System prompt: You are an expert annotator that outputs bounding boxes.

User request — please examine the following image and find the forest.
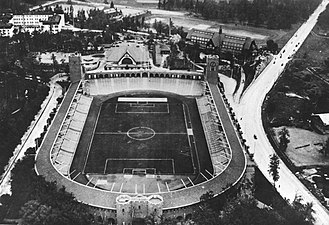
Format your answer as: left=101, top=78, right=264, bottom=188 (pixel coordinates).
left=159, top=0, right=321, bottom=29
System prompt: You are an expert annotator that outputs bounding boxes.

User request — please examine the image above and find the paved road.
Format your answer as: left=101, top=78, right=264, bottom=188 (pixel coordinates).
left=238, top=1, right=329, bottom=224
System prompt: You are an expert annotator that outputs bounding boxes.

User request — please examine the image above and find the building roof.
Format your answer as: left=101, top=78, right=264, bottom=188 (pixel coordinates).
left=105, top=42, right=149, bottom=63
left=15, top=11, right=54, bottom=16
left=186, top=28, right=218, bottom=40
left=41, top=14, right=62, bottom=25
left=0, top=22, right=13, bottom=29
left=314, top=113, right=329, bottom=126
left=219, top=33, right=255, bottom=54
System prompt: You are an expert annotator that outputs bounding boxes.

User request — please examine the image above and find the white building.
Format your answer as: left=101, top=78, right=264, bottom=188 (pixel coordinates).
left=6, top=13, right=65, bottom=35
left=0, top=23, right=15, bottom=37
left=40, top=14, right=65, bottom=33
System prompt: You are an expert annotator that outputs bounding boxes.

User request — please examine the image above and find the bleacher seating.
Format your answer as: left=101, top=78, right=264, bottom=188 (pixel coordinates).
left=196, top=95, right=232, bottom=175
left=50, top=90, right=93, bottom=176
left=86, top=78, right=205, bottom=96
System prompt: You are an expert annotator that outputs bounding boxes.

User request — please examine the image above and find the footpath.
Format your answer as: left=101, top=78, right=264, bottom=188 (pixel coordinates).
left=0, top=74, right=65, bottom=195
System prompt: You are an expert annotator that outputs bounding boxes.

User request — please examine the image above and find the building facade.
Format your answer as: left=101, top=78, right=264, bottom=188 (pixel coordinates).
left=0, top=12, right=65, bottom=37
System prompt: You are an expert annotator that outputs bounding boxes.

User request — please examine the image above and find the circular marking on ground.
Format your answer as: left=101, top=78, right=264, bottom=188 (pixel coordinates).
left=127, top=127, right=155, bottom=141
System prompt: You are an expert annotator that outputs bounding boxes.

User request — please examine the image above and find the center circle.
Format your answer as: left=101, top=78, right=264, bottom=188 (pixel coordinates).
left=127, top=127, right=155, bottom=141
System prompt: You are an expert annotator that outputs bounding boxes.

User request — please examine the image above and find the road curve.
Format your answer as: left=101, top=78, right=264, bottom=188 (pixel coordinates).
left=238, top=1, right=329, bottom=224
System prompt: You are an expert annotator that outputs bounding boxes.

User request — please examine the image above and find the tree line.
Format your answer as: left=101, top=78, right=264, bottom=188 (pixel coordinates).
left=0, top=0, right=44, bottom=12
left=0, top=154, right=316, bottom=225
left=159, top=0, right=321, bottom=29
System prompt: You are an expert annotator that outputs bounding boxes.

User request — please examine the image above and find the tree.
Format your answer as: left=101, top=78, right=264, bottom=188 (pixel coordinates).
left=278, top=127, right=290, bottom=152
left=110, top=1, right=114, bottom=8
left=268, top=154, right=280, bottom=187
left=273, top=195, right=314, bottom=225
left=321, top=137, right=329, bottom=157
left=20, top=200, right=52, bottom=225
left=324, top=57, right=329, bottom=71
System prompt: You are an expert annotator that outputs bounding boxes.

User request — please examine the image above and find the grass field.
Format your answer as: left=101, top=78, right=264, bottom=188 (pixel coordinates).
left=84, top=94, right=198, bottom=175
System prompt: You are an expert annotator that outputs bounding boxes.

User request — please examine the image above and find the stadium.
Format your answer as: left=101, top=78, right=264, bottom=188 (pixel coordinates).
left=35, top=42, right=247, bottom=224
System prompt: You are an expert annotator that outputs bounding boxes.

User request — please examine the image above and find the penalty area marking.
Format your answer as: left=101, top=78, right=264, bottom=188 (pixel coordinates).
left=114, top=103, right=169, bottom=114
left=104, top=158, right=175, bottom=174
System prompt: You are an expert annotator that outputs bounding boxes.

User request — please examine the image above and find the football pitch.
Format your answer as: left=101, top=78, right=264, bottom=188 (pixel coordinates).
left=84, top=95, right=198, bottom=175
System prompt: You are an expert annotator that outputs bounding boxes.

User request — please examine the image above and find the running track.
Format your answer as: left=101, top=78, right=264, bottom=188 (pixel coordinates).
left=35, top=80, right=246, bottom=209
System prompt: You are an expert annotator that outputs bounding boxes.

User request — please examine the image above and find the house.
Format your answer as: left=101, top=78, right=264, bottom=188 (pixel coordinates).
left=219, top=33, right=257, bottom=59
left=103, top=41, right=151, bottom=70
left=186, top=29, right=220, bottom=50
left=186, top=28, right=257, bottom=61
left=104, top=8, right=122, bottom=20
left=40, top=14, right=65, bottom=33
left=311, top=113, right=329, bottom=134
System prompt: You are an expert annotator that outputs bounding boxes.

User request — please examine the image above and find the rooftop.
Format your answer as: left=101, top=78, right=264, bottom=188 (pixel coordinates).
left=0, top=22, right=13, bottom=29
left=105, top=41, right=150, bottom=63
left=41, top=14, right=62, bottom=25
left=314, top=113, right=329, bottom=126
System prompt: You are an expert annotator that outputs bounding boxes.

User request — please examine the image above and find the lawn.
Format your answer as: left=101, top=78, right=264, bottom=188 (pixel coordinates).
left=84, top=94, right=198, bottom=175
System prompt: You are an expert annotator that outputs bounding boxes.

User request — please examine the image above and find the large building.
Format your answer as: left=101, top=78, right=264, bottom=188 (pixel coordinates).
left=0, top=12, right=65, bottom=37
left=219, top=33, right=257, bottom=59
left=102, top=41, right=151, bottom=71
left=186, top=28, right=220, bottom=50
left=186, top=28, right=257, bottom=61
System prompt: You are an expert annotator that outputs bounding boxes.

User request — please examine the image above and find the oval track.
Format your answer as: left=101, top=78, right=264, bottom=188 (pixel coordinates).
left=35, top=78, right=246, bottom=210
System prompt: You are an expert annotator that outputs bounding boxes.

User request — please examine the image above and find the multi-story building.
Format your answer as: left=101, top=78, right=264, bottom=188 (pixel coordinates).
left=186, top=29, right=220, bottom=50
left=0, top=12, right=65, bottom=36
left=186, top=28, right=257, bottom=61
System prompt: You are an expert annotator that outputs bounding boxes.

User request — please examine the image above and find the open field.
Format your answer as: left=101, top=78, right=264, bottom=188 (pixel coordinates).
left=273, top=127, right=329, bottom=167
left=84, top=94, right=202, bottom=175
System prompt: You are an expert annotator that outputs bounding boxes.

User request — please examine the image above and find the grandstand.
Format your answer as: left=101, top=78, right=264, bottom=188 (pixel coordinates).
left=196, top=93, right=231, bottom=175
left=51, top=91, right=93, bottom=176
left=85, top=77, right=205, bottom=96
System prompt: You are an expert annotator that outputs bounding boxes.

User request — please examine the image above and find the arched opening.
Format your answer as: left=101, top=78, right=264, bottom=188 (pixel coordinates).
left=121, top=73, right=125, bottom=77
left=142, top=72, right=148, bottom=77
left=185, top=213, right=192, bottom=221
left=122, top=57, right=133, bottom=64
left=160, top=74, right=164, bottom=78
left=108, top=218, right=115, bottom=225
